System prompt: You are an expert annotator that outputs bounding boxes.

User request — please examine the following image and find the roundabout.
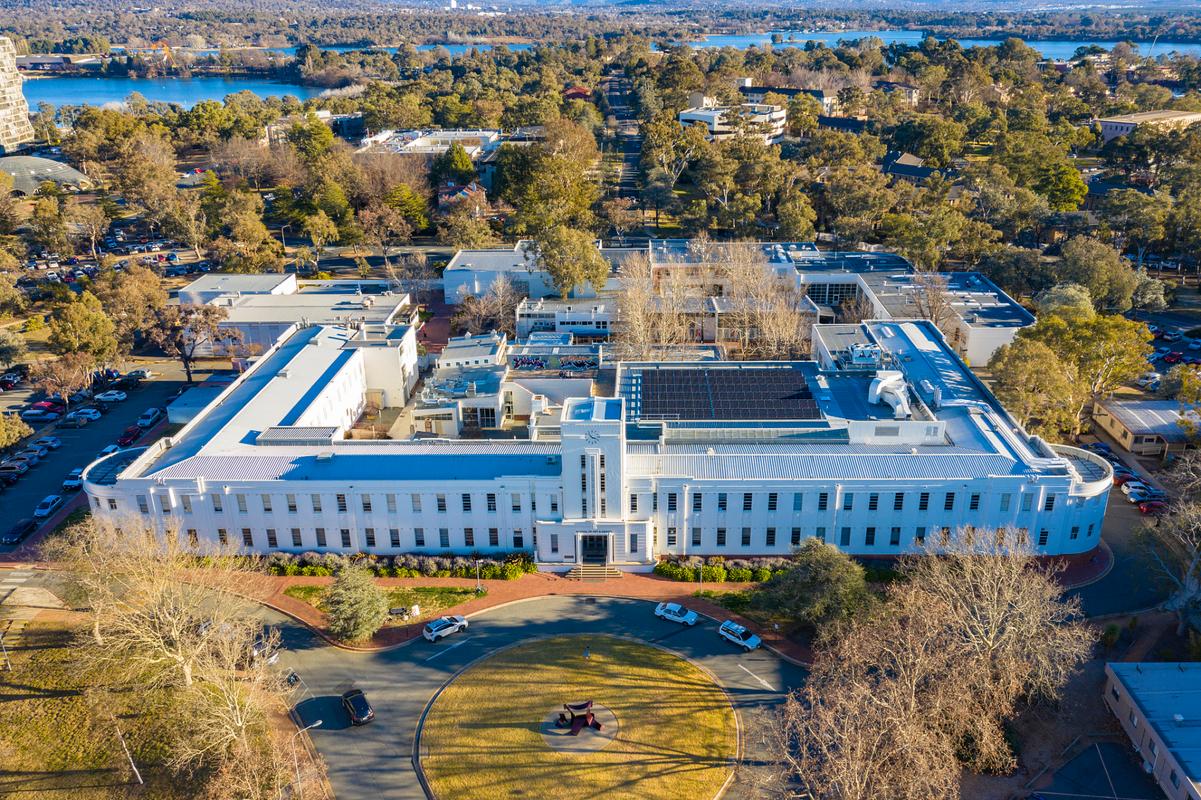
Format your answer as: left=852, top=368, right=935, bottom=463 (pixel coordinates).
left=417, top=636, right=737, bottom=800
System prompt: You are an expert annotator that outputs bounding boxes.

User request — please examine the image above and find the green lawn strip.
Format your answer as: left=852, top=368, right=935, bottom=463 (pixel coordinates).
left=0, top=617, right=200, bottom=799
left=420, top=635, right=736, bottom=800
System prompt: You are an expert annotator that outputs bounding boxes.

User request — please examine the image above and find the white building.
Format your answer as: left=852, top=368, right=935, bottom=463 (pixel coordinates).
left=84, top=319, right=1110, bottom=567
left=1097, top=110, right=1201, bottom=143
left=356, top=128, right=502, bottom=157
left=179, top=274, right=420, bottom=359
left=678, top=93, right=787, bottom=144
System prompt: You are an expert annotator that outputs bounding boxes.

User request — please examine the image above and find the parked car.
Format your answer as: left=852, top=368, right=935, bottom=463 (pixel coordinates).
left=341, top=689, right=375, bottom=725
left=1165, top=352, right=1184, bottom=364
left=1164, top=331, right=1183, bottom=342
left=73, top=406, right=103, bottom=421
left=0, top=461, right=29, bottom=477
left=1129, top=490, right=1167, bottom=505
left=1136, top=372, right=1161, bottom=388
left=32, top=437, right=61, bottom=451
left=1084, top=442, right=1113, bottom=455
left=19, top=443, right=49, bottom=458
left=96, top=444, right=121, bottom=460
left=718, top=620, right=761, bottom=651
left=61, top=412, right=90, bottom=428
left=33, top=494, right=64, bottom=519
left=0, top=518, right=37, bottom=546
left=1113, top=472, right=1141, bottom=487
left=655, top=602, right=699, bottom=626
left=422, top=615, right=469, bottom=642
left=9, top=451, right=40, bottom=467
left=61, top=467, right=85, bottom=491
left=136, top=408, right=163, bottom=428
left=19, top=409, right=60, bottom=423
left=1121, top=481, right=1155, bottom=496
left=1138, top=500, right=1169, bottom=515
left=94, top=390, right=128, bottom=403
left=116, top=425, right=143, bottom=447
left=127, top=368, right=156, bottom=380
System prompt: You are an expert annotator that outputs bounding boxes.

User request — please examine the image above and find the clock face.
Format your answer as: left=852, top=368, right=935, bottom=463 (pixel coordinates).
left=585, top=430, right=600, bottom=443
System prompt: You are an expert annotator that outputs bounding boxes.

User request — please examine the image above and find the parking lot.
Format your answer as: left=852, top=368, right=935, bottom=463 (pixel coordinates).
left=0, top=363, right=191, bottom=552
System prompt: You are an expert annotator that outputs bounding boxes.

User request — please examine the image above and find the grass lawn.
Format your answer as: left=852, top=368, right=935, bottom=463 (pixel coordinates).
left=282, top=584, right=479, bottom=624
left=419, top=636, right=737, bottom=800
left=0, top=612, right=197, bottom=799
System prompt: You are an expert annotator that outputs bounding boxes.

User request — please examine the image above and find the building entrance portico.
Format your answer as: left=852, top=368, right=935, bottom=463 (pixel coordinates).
left=579, top=533, right=610, bottom=564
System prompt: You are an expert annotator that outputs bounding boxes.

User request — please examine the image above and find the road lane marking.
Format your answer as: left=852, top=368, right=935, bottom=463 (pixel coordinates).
left=422, top=637, right=471, bottom=662
left=738, top=663, right=775, bottom=691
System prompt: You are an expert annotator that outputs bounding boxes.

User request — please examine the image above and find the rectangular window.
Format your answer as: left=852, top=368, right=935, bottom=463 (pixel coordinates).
left=741, top=527, right=751, bottom=546
left=840, top=527, right=851, bottom=547
left=892, top=493, right=904, bottom=512
left=916, top=527, right=926, bottom=546
left=439, top=528, right=450, bottom=548
left=512, top=494, right=522, bottom=513
left=693, top=493, right=703, bottom=512
left=181, top=496, right=193, bottom=514
left=890, top=527, right=901, bottom=547
left=340, top=529, right=351, bottom=548
left=766, top=527, right=776, bottom=547
left=944, top=492, right=955, bottom=512
left=464, top=527, right=475, bottom=547
left=436, top=494, right=447, bottom=513
left=260, top=495, right=272, bottom=513
left=1021, top=493, right=1033, bottom=512
left=550, top=496, right=558, bottom=514
left=237, top=494, right=248, bottom=514
left=868, top=493, right=879, bottom=511
left=718, top=493, right=728, bottom=512
left=390, top=528, right=400, bottom=548
left=241, top=528, right=253, bottom=547
left=316, top=527, right=327, bottom=547
left=1000, top=494, right=1011, bottom=513
left=286, top=494, right=297, bottom=513
left=918, top=492, right=930, bottom=511
left=291, top=528, right=302, bottom=547
left=414, top=528, right=424, bottom=547
left=207, top=493, right=221, bottom=513
left=461, top=494, right=472, bottom=513
left=266, top=529, right=278, bottom=549
left=743, top=493, right=753, bottom=512
left=362, top=495, right=372, bottom=513
left=791, top=527, right=801, bottom=546
left=487, top=493, right=497, bottom=512
left=217, top=528, right=228, bottom=545
left=1070, top=526, right=1079, bottom=540
left=969, top=493, right=980, bottom=511
left=816, top=526, right=827, bottom=542
left=842, top=493, right=854, bottom=512
left=489, top=528, right=499, bottom=547
left=386, top=494, right=397, bottom=514
left=651, top=493, right=656, bottom=512
left=312, top=495, right=322, bottom=513
left=187, top=529, right=199, bottom=548
left=692, top=527, right=702, bottom=547
left=550, top=534, right=559, bottom=554
left=108, top=498, right=118, bottom=511
left=158, top=496, right=171, bottom=515
left=667, top=527, right=677, bottom=546
left=716, top=528, right=727, bottom=546
left=667, top=493, right=677, bottom=513
left=1087, top=523, right=1095, bottom=538
left=793, top=493, right=803, bottom=512
left=412, top=495, right=422, bottom=513
left=818, top=492, right=829, bottom=511
left=630, top=494, right=638, bottom=512
left=365, top=528, right=376, bottom=547
left=1038, top=529, right=1049, bottom=547
left=336, top=494, right=347, bottom=513
left=865, top=527, right=876, bottom=546
left=1044, top=495, right=1056, bottom=512
left=513, top=530, right=524, bottom=548
left=768, top=493, right=778, bottom=512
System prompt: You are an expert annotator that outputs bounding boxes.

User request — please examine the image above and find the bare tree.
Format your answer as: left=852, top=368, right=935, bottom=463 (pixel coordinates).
left=481, top=273, right=521, bottom=339
left=908, top=270, right=957, bottom=338
left=717, top=244, right=812, bottom=359
left=1143, top=455, right=1201, bottom=633
left=29, top=351, right=96, bottom=408
left=838, top=292, right=877, bottom=324
left=149, top=304, right=243, bottom=383
left=612, top=252, right=691, bottom=360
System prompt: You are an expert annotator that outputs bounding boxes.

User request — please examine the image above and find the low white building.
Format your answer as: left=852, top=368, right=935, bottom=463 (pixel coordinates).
left=85, top=319, right=1110, bottom=567
left=1097, top=110, right=1201, bottom=143
left=678, top=93, right=787, bottom=143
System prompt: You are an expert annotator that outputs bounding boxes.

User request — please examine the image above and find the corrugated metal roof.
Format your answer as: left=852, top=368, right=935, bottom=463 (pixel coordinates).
left=626, top=452, right=1019, bottom=481
left=1099, top=399, right=1190, bottom=444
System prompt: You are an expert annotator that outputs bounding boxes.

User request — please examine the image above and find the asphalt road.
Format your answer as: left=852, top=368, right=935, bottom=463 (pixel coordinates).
left=274, top=596, right=807, bottom=800
left=0, top=364, right=193, bottom=552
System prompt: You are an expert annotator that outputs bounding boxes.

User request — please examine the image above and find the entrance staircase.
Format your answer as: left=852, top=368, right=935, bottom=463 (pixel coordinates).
left=564, top=564, right=623, bottom=582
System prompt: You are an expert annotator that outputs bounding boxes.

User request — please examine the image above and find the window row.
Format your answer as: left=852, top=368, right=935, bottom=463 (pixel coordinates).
left=632, top=489, right=1063, bottom=516
left=186, top=526, right=531, bottom=551
left=138, top=491, right=559, bottom=517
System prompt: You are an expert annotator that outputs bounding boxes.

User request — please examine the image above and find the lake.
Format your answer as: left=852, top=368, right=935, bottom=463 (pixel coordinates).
left=22, top=75, right=328, bottom=109
left=678, top=29, right=1201, bottom=60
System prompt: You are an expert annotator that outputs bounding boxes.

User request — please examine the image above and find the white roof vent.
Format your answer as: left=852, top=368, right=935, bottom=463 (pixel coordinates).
left=316, top=451, right=334, bottom=461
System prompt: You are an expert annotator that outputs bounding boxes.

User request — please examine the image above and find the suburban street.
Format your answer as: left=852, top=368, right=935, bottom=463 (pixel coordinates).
left=275, top=595, right=807, bottom=800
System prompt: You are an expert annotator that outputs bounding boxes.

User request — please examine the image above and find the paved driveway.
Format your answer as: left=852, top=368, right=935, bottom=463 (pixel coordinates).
left=274, top=596, right=806, bottom=800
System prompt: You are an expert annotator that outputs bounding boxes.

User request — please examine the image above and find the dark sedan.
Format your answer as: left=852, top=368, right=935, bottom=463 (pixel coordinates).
left=341, top=689, right=375, bottom=726
left=1, top=518, right=37, bottom=546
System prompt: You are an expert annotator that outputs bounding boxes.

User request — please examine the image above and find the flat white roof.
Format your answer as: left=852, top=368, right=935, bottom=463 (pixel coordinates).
left=213, top=292, right=405, bottom=326
left=181, top=273, right=293, bottom=295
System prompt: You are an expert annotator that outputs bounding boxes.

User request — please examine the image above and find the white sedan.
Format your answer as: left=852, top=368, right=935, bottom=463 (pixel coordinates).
left=94, top=390, right=127, bottom=403
left=422, top=615, right=468, bottom=642
left=654, top=602, right=699, bottom=626
left=33, top=494, right=64, bottom=519
left=72, top=407, right=103, bottom=421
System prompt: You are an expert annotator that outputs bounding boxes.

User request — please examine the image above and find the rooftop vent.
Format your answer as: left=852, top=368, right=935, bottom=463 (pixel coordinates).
left=316, top=451, right=334, bottom=461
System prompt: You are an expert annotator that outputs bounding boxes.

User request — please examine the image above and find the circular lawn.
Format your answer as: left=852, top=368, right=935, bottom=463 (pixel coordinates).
left=418, top=635, right=738, bottom=800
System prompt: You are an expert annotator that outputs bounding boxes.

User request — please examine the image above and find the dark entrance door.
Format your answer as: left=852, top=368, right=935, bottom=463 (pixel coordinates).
left=580, top=534, right=608, bottom=564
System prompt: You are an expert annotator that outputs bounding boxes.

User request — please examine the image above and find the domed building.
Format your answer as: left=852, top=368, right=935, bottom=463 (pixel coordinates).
left=0, top=154, right=93, bottom=195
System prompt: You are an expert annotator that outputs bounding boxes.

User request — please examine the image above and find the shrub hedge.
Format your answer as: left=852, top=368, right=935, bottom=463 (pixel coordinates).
left=653, top=555, right=793, bottom=583
left=262, top=551, right=538, bottom=580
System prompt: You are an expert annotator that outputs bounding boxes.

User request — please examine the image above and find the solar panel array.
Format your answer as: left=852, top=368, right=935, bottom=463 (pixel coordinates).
left=638, top=368, right=821, bottom=421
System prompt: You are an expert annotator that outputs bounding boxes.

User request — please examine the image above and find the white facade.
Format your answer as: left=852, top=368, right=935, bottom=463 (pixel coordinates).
left=679, top=94, right=787, bottom=143
left=85, top=320, right=1109, bottom=568
left=1097, top=110, right=1201, bottom=143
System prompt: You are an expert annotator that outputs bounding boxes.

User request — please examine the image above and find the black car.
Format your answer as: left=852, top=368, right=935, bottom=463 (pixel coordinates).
left=341, top=689, right=375, bottom=725
left=1, top=518, right=37, bottom=546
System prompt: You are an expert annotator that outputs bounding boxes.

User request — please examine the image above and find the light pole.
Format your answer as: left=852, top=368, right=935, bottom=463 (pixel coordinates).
left=279, top=223, right=292, bottom=249
left=475, top=559, right=483, bottom=594
left=292, top=719, right=322, bottom=797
